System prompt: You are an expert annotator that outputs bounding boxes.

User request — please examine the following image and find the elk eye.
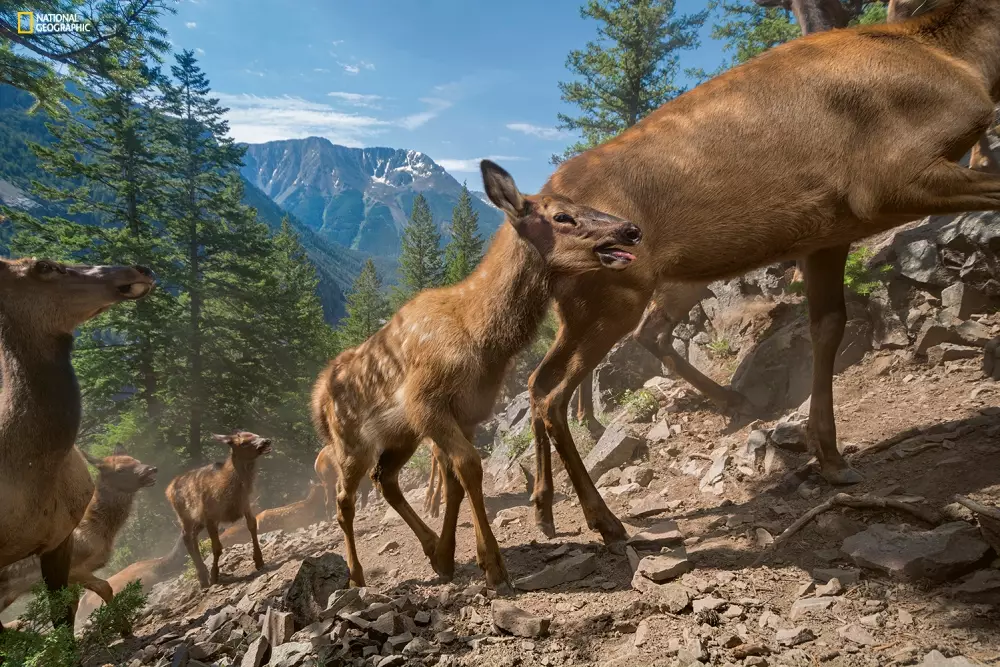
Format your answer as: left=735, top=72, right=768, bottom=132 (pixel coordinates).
left=553, top=213, right=575, bottom=225
left=35, top=261, right=55, bottom=275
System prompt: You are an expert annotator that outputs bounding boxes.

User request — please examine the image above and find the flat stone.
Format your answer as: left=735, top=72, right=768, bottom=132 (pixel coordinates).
left=268, top=641, right=312, bottom=667
left=691, top=595, right=727, bottom=613
left=630, top=572, right=691, bottom=612
left=491, top=600, right=550, bottom=638
left=647, top=420, right=673, bottom=443
left=841, top=522, right=991, bottom=582
left=636, top=548, right=694, bottom=583
left=921, top=650, right=978, bottom=667
left=623, top=465, right=654, bottom=487
left=815, top=578, right=843, bottom=596
left=376, top=657, right=406, bottom=667
left=263, top=608, right=295, bottom=648
left=957, top=320, right=992, bottom=347
left=402, top=637, right=433, bottom=656
left=927, top=343, right=981, bottom=365
left=776, top=626, right=816, bottom=647
left=596, top=469, right=623, bottom=488
left=514, top=553, right=598, bottom=590
left=370, top=611, right=404, bottom=638
left=627, top=495, right=679, bottom=519
left=584, top=423, right=641, bottom=480
left=812, top=568, right=860, bottom=586
left=789, top=596, right=836, bottom=621
left=414, top=610, right=431, bottom=626
left=837, top=623, right=876, bottom=646
left=952, top=568, right=1000, bottom=601
left=378, top=540, right=400, bottom=554
left=627, top=520, right=684, bottom=550
left=634, top=618, right=651, bottom=647
left=771, top=422, right=807, bottom=450
left=699, top=446, right=729, bottom=491
left=240, top=636, right=270, bottom=667
left=626, top=546, right=642, bottom=574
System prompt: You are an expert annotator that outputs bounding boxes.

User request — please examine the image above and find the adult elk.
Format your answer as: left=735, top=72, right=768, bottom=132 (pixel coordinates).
left=0, top=258, right=154, bottom=626
left=527, top=0, right=1000, bottom=545
left=311, top=161, right=641, bottom=592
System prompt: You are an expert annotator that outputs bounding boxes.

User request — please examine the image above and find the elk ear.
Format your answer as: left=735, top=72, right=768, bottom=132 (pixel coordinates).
left=81, top=449, right=103, bottom=467
left=481, top=160, right=525, bottom=219
left=887, top=0, right=939, bottom=21
left=211, top=433, right=231, bottom=445
left=112, top=444, right=128, bottom=456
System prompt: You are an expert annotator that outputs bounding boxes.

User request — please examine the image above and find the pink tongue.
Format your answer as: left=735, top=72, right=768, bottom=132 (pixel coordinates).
left=611, top=250, right=635, bottom=261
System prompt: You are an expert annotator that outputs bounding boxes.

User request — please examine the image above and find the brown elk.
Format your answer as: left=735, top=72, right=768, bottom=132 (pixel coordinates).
left=73, top=535, right=187, bottom=631
left=219, top=481, right=326, bottom=547
left=311, top=160, right=642, bottom=592
left=165, top=431, right=271, bottom=588
left=0, top=258, right=154, bottom=626
left=423, top=447, right=444, bottom=519
left=315, top=445, right=373, bottom=519
left=0, top=446, right=157, bottom=613
left=525, top=0, right=1000, bottom=545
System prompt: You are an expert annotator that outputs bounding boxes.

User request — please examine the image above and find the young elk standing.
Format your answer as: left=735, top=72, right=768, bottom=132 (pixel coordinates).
left=0, top=446, right=157, bottom=613
left=0, top=258, right=153, bottom=627
left=166, top=432, right=271, bottom=588
left=311, top=161, right=641, bottom=592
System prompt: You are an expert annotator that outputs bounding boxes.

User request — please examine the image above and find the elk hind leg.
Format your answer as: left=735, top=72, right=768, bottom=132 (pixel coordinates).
left=371, top=444, right=442, bottom=572
left=895, top=160, right=1000, bottom=216
left=433, top=458, right=465, bottom=581
left=39, top=533, right=76, bottom=627
left=205, top=522, right=224, bottom=585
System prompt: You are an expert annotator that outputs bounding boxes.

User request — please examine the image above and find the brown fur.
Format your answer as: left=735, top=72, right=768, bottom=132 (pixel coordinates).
left=73, top=536, right=187, bottom=631
left=311, top=161, right=641, bottom=592
left=0, top=258, right=153, bottom=625
left=423, top=446, right=444, bottom=519
left=525, top=0, right=1000, bottom=545
left=314, top=445, right=373, bottom=519
left=165, top=431, right=271, bottom=588
left=0, top=447, right=157, bottom=612
left=219, top=481, right=326, bottom=547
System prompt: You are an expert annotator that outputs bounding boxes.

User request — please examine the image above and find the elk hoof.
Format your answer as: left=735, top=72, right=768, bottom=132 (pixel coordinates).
left=535, top=518, right=556, bottom=539
left=492, top=580, right=514, bottom=597
left=820, top=465, right=864, bottom=486
left=254, top=557, right=265, bottom=571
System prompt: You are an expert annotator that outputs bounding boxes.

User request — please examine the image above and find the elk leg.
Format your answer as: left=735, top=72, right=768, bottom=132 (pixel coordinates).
left=427, top=419, right=511, bottom=594
left=336, top=458, right=367, bottom=588
left=244, top=509, right=265, bottom=571
left=79, top=574, right=114, bottom=604
left=970, top=134, right=1000, bottom=173
left=633, top=298, right=756, bottom=418
left=430, top=450, right=444, bottom=519
left=39, top=533, right=75, bottom=627
left=802, top=244, right=862, bottom=485
left=895, top=160, right=1000, bottom=215
left=372, top=446, right=441, bottom=569
left=573, top=372, right=604, bottom=438
left=205, top=522, right=224, bottom=585
left=182, top=525, right=210, bottom=589
left=433, top=461, right=465, bottom=581
left=424, top=453, right=439, bottom=516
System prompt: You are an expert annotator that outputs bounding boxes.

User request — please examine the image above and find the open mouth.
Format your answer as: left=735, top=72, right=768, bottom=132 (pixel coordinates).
left=595, top=244, right=637, bottom=269
left=117, top=282, right=153, bottom=300
left=256, top=441, right=273, bottom=455
left=141, top=473, right=157, bottom=487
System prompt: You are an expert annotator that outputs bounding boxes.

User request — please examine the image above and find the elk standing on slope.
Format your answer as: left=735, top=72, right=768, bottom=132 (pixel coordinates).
left=524, top=0, right=1000, bottom=545
left=311, top=160, right=641, bottom=592
left=166, top=432, right=271, bottom=589
left=219, top=481, right=326, bottom=547
left=0, top=258, right=154, bottom=627
left=0, top=446, right=157, bottom=613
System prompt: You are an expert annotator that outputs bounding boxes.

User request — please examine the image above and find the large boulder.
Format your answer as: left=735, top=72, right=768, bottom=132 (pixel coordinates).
left=592, top=338, right=665, bottom=414
left=583, top=422, right=641, bottom=480
left=841, top=522, right=992, bottom=582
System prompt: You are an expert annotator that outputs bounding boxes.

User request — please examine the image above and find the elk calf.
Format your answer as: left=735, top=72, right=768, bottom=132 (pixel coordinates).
left=0, top=446, right=157, bottom=612
left=166, top=432, right=271, bottom=588
left=219, top=481, right=326, bottom=547
left=312, top=161, right=641, bottom=592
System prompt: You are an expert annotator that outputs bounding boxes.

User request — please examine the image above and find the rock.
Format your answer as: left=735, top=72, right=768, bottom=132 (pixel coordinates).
left=815, top=514, right=864, bottom=541
left=593, top=338, right=666, bottom=414
left=626, top=546, right=642, bottom=574
left=841, top=522, right=991, bottom=582
left=514, top=553, right=598, bottom=590
left=596, top=469, right=623, bottom=488
left=770, top=422, right=807, bottom=450
left=376, top=656, right=406, bottom=667
left=789, top=596, right=835, bottom=621
left=755, top=528, right=774, bottom=547
left=627, top=495, right=680, bottom=519
left=915, top=320, right=960, bottom=355
left=189, top=643, right=223, bottom=660
left=370, top=611, right=404, bottom=638
left=731, top=313, right=813, bottom=415
left=744, top=430, right=769, bottom=463
left=985, top=337, right=1000, bottom=380
left=921, top=650, right=978, bottom=667
left=622, top=465, right=654, bottom=487
left=283, top=553, right=350, bottom=628
left=268, top=641, right=312, bottom=667
left=626, top=520, right=684, bottom=550
left=927, top=343, right=981, bottom=365
left=699, top=446, right=729, bottom=492
left=492, top=508, right=523, bottom=529
left=956, top=320, right=992, bottom=347
left=733, top=645, right=771, bottom=659
left=723, top=605, right=744, bottom=619
left=378, top=540, right=399, bottom=554
left=491, top=600, right=550, bottom=638
left=413, top=610, right=431, bottom=626
left=630, top=572, right=691, bottom=612
left=720, top=633, right=743, bottom=648
left=584, top=423, right=641, bottom=480
left=647, top=420, right=673, bottom=443
left=868, top=284, right=910, bottom=349
left=322, top=587, right=362, bottom=619
left=899, top=239, right=951, bottom=286
left=240, top=636, right=271, bottom=667
left=952, top=568, right=1000, bottom=602
left=815, top=578, right=843, bottom=596
left=206, top=606, right=235, bottom=633
left=837, top=624, right=876, bottom=646
left=691, top=595, right=726, bottom=613
left=402, top=637, right=433, bottom=656
left=812, top=568, right=860, bottom=586
left=387, top=632, right=413, bottom=651
left=942, top=283, right=989, bottom=320
left=776, top=626, right=816, bottom=647
left=636, top=548, right=694, bottom=582
left=263, top=608, right=295, bottom=648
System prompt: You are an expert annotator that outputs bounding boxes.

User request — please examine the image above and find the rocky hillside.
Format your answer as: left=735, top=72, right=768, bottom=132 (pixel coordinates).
left=240, top=139, right=503, bottom=256
left=72, top=206, right=1000, bottom=667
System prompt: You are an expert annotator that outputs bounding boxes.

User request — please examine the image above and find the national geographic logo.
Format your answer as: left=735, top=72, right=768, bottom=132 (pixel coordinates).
left=16, top=11, right=94, bottom=34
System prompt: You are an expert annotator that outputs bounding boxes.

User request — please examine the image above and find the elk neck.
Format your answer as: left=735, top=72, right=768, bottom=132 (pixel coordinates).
left=221, top=454, right=260, bottom=490
left=78, top=479, right=139, bottom=548
left=0, top=313, right=81, bottom=463
left=458, top=223, right=551, bottom=360
left=913, top=0, right=1000, bottom=98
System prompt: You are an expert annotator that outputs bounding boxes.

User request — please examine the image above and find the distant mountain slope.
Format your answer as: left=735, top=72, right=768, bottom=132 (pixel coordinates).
left=241, top=138, right=503, bottom=255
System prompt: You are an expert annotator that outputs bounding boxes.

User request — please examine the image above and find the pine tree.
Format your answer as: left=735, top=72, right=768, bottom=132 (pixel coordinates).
left=339, top=259, right=390, bottom=349
left=393, top=193, right=443, bottom=306
left=443, top=183, right=484, bottom=284
left=552, top=0, right=708, bottom=164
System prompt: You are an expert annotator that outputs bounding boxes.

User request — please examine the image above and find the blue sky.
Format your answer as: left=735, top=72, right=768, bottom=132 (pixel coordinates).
left=162, top=0, right=730, bottom=193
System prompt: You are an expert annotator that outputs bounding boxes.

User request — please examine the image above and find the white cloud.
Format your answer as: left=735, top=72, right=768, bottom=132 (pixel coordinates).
left=195, top=47, right=205, bottom=55
left=215, top=93, right=391, bottom=147
left=185, top=21, right=197, bottom=28
left=339, top=60, right=375, bottom=76
left=397, top=97, right=451, bottom=130
left=243, top=69, right=266, bottom=77
left=436, top=155, right=527, bottom=173
left=327, top=91, right=382, bottom=108
left=331, top=39, right=344, bottom=46
left=506, top=123, right=570, bottom=140
left=313, top=68, right=330, bottom=74
left=340, top=63, right=360, bottom=75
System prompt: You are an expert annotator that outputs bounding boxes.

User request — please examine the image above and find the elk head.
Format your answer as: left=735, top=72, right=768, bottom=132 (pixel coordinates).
left=82, top=445, right=158, bottom=492
left=887, top=0, right=945, bottom=21
left=0, top=258, right=155, bottom=336
left=480, top=160, right=642, bottom=274
left=213, top=431, right=273, bottom=461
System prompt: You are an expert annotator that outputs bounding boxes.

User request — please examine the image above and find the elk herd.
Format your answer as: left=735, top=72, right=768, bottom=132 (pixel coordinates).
left=1, top=0, right=1000, bottom=635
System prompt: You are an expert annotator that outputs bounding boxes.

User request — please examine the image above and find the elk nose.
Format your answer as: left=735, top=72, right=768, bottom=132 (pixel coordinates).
left=134, top=265, right=155, bottom=279
left=619, top=223, right=642, bottom=245
left=149, top=466, right=158, bottom=474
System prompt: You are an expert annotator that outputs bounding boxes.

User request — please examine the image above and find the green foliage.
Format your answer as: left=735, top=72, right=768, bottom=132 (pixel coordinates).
left=182, top=539, right=213, bottom=581
left=405, top=445, right=433, bottom=475
left=844, top=246, right=891, bottom=296
left=443, top=183, right=484, bottom=284
left=0, top=579, right=147, bottom=666
left=707, top=336, right=734, bottom=357
left=618, top=388, right=659, bottom=420
left=503, top=425, right=535, bottom=461
left=338, top=258, right=391, bottom=349
left=393, top=193, right=443, bottom=307
left=553, top=0, right=708, bottom=164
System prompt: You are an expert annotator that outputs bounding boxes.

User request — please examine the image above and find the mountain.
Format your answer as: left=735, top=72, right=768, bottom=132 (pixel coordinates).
left=240, top=138, right=503, bottom=256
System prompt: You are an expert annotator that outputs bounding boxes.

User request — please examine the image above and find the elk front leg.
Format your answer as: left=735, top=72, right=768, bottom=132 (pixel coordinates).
left=573, top=372, right=604, bottom=438
left=205, top=522, right=224, bottom=585
left=802, top=244, right=862, bottom=485
left=39, top=533, right=75, bottom=627
left=243, top=510, right=264, bottom=571
left=336, top=459, right=367, bottom=588
left=371, top=445, right=441, bottom=572
left=181, top=526, right=210, bottom=589
left=78, top=573, right=114, bottom=604
left=433, top=462, right=465, bottom=581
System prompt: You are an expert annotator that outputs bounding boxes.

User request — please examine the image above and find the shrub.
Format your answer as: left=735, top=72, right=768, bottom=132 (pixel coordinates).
left=618, top=389, right=659, bottom=421
left=707, top=337, right=733, bottom=357
left=502, top=425, right=534, bottom=460
left=844, top=246, right=892, bottom=296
